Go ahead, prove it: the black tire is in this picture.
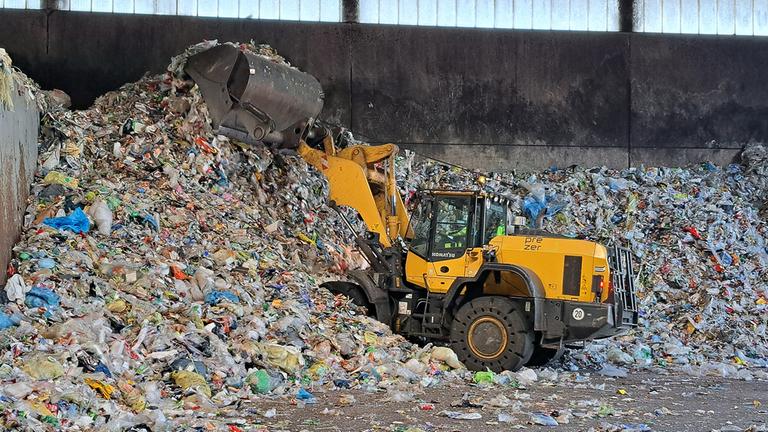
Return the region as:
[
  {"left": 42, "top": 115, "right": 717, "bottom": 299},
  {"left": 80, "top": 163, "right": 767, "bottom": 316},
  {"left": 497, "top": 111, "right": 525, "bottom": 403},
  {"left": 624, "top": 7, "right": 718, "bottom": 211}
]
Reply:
[
  {"left": 526, "top": 346, "right": 563, "bottom": 367},
  {"left": 450, "top": 296, "right": 534, "bottom": 372},
  {"left": 322, "top": 282, "right": 373, "bottom": 316}
]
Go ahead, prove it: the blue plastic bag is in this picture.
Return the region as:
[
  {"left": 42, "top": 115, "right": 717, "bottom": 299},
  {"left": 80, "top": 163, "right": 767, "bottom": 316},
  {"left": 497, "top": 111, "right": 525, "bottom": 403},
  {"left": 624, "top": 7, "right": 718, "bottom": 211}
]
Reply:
[
  {"left": 523, "top": 196, "right": 546, "bottom": 221},
  {"left": 523, "top": 193, "right": 566, "bottom": 226},
  {"left": 25, "top": 287, "right": 61, "bottom": 317},
  {"left": 0, "top": 311, "right": 20, "bottom": 329},
  {"left": 38, "top": 258, "right": 56, "bottom": 269},
  {"left": 204, "top": 290, "right": 240, "bottom": 305},
  {"left": 297, "top": 388, "right": 316, "bottom": 403},
  {"left": 43, "top": 207, "right": 90, "bottom": 233},
  {"left": 143, "top": 214, "right": 159, "bottom": 231}
]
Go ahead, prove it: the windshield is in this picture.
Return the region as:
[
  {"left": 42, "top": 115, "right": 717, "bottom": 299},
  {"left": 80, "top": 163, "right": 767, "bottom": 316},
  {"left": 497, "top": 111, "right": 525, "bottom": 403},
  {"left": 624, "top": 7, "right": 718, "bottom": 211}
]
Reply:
[{"left": 432, "top": 196, "right": 471, "bottom": 257}]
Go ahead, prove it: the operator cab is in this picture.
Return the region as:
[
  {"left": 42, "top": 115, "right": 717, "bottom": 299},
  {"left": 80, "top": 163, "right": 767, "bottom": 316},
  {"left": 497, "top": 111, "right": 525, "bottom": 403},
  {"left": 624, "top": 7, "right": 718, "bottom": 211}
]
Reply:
[
  {"left": 407, "top": 190, "right": 513, "bottom": 260},
  {"left": 404, "top": 191, "right": 515, "bottom": 291}
]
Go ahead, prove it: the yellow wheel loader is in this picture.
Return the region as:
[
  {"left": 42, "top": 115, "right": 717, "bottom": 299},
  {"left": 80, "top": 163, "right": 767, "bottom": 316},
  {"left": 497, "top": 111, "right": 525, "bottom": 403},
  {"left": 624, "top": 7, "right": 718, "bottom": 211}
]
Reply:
[{"left": 186, "top": 45, "right": 639, "bottom": 372}]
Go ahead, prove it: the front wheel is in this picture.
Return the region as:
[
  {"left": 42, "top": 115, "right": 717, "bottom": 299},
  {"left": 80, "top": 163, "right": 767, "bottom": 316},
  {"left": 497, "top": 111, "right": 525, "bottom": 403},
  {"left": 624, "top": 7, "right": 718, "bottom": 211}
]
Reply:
[
  {"left": 321, "top": 281, "right": 374, "bottom": 316},
  {"left": 449, "top": 296, "right": 533, "bottom": 372}
]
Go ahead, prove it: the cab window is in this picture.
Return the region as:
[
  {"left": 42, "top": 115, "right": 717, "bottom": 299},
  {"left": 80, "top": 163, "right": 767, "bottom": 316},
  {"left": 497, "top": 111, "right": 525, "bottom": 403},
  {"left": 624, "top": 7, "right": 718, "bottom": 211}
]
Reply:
[
  {"left": 407, "top": 197, "right": 432, "bottom": 257},
  {"left": 484, "top": 201, "right": 507, "bottom": 243},
  {"left": 432, "top": 196, "right": 471, "bottom": 259}
]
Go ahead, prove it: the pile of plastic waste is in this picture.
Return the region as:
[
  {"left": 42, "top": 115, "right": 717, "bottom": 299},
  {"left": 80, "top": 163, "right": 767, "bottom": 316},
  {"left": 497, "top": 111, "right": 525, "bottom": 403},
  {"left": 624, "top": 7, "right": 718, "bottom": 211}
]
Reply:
[
  {"left": 0, "top": 43, "right": 467, "bottom": 430},
  {"left": 398, "top": 144, "right": 768, "bottom": 378},
  {"left": 2, "top": 40, "right": 767, "bottom": 430}
]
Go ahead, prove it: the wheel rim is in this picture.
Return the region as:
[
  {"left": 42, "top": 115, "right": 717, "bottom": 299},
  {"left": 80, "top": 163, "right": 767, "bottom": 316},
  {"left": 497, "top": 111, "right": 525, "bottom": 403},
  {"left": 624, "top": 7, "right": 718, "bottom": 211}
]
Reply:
[{"left": 467, "top": 316, "right": 508, "bottom": 360}]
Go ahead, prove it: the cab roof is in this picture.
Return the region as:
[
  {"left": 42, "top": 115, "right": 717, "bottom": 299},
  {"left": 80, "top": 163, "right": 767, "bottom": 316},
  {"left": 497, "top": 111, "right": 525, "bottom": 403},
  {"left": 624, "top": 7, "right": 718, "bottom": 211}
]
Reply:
[{"left": 419, "top": 189, "right": 512, "bottom": 205}]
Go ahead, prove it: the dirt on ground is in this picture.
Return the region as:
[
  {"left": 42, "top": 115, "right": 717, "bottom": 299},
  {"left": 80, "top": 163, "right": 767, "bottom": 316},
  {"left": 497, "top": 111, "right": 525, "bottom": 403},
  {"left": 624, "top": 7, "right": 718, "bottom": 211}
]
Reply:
[{"left": 198, "top": 370, "right": 767, "bottom": 432}]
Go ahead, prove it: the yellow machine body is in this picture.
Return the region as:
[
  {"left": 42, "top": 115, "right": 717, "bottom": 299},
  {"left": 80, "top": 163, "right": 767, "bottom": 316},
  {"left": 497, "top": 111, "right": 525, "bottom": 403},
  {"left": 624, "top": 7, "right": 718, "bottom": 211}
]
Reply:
[{"left": 405, "top": 236, "right": 611, "bottom": 303}]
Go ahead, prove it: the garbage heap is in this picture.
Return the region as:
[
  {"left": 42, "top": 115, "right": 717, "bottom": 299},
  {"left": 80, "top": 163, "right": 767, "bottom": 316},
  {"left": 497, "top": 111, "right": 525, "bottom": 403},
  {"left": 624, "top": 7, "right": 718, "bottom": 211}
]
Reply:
[
  {"left": 398, "top": 144, "right": 768, "bottom": 377},
  {"left": 0, "top": 43, "right": 467, "bottom": 431}
]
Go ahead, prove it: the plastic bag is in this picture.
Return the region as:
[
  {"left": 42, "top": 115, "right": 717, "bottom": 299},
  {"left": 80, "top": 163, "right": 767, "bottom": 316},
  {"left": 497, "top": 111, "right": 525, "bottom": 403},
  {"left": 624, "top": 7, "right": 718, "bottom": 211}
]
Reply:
[
  {"left": 43, "top": 207, "right": 90, "bottom": 233},
  {"left": 42, "top": 170, "right": 78, "bottom": 188},
  {"left": 170, "top": 370, "right": 211, "bottom": 397},
  {"left": 204, "top": 290, "right": 240, "bottom": 305},
  {"left": 4, "top": 273, "right": 30, "bottom": 304},
  {"left": 87, "top": 199, "right": 113, "bottom": 235},
  {"left": 606, "top": 347, "right": 635, "bottom": 365},
  {"left": 430, "top": 346, "right": 464, "bottom": 369},
  {"left": 21, "top": 356, "right": 64, "bottom": 380},
  {"left": 0, "top": 311, "right": 20, "bottom": 329},
  {"left": 530, "top": 412, "right": 559, "bottom": 426},
  {"left": 25, "top": 286, "right": 61, "bottom": 316},
  {"left": 258, "top": 343, "right": 305, "bottom": 373},
  {"left": 473, "top": 370, "right": 495, "bottom": 385}
]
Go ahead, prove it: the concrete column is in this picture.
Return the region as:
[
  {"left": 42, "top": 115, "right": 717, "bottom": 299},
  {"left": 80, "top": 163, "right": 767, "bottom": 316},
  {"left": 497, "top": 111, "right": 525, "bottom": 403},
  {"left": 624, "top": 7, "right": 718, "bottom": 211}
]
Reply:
[
  {"left": 619, "top": 0, "right": 634, "bottom": 32},
  {"left": 342, "top": 0, "right": 359, "bottom": 23}
]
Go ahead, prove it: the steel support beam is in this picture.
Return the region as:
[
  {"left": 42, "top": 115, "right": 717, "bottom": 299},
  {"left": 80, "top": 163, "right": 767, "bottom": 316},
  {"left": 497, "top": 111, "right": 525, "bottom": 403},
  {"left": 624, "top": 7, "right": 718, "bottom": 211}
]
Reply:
[
  {"left": 342, "top": 0, "right": 359, "bottom": 23},
  {"left": 619, "top": 0, "right": 634, "bottom": 32}
]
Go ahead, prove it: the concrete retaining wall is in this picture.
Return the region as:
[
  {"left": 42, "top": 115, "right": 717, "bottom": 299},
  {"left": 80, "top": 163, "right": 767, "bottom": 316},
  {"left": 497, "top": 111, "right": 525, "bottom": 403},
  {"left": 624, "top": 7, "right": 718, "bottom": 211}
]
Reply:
[
  {"left": 1, "top": 9, "right": 765, "bottom": 170},
  {"left": 0, "top": 81, "right": 39, "bottom": 285}
]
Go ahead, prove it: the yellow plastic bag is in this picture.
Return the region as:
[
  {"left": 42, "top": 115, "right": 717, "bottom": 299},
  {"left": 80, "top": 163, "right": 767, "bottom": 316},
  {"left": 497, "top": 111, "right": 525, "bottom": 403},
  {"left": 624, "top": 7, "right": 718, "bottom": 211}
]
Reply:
[
  {"left": 259, "top": 343, "right": 305, "bottom": 373},
  {"left": 21, "top": 356, "right": 64, "bottom": 380},
  {"left": 43, "top": 171, "right": 79, "bottom": 189},
  {"left": 84, "top": 377, "right": 115, "bottom": 399},
  {"left": 363, "top": 331, "right": 379, "bottom": 346},
  {"left": 170, "top": 370, "right": 211, "bottom": 397}
]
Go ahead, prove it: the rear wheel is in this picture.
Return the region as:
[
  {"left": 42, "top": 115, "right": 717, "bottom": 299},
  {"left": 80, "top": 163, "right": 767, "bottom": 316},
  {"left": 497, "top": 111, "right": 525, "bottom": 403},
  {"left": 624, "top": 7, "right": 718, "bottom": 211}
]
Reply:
[{"left": 450, "top": 296, "right": 533, "bottom": 372}]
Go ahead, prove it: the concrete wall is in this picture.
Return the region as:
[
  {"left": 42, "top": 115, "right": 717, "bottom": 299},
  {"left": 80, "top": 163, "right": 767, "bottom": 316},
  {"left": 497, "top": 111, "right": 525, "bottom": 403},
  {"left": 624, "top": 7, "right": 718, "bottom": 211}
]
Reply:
[
  {"left": 1, "top": 9, "right": 766, "bottom": 170},
  {"left": 0, "top": 81, "right": 39, "bottom": 285}
]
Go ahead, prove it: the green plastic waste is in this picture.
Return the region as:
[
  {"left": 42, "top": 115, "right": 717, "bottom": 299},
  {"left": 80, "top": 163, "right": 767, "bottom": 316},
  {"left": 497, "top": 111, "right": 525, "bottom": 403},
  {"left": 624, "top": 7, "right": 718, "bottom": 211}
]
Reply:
[
  {"left": 473, "top": 370, "right": 495, "bottom": 385},
  {"left": 248, "top": 369, "right": 271, "bottom": 394}
]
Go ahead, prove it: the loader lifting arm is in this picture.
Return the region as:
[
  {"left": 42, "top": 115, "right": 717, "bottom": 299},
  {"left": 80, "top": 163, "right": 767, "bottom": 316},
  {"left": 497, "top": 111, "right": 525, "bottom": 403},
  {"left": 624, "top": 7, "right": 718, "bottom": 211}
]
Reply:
[
  {"left": 297, "top": 137, "right": 410, "bottom": 248},
  {"left": 184, "top": 44, "right": 411, "bottom": 249}
]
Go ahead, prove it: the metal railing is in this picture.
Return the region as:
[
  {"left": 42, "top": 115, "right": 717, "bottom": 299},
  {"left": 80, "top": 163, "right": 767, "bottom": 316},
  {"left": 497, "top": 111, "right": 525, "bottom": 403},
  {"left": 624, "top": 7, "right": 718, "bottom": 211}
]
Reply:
[{"left": 608, "top": 244, "right": 638, "bottom": 327}]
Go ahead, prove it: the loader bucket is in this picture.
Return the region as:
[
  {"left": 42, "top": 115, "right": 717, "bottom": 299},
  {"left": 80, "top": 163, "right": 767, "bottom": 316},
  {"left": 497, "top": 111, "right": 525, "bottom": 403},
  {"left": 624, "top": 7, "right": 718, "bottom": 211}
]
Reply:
[{"left": 185, "top": 44, "right": 324, "bottom": 147}]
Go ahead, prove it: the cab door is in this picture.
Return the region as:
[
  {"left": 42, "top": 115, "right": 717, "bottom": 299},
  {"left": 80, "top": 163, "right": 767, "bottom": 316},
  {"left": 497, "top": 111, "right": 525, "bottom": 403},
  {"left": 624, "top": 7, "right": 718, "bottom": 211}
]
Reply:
[
  {"left": 405, "top": 194, "right": 479, "bottom": 292},
  {"left": 404, "top": 195, "right": 435, "bottom": 289}
]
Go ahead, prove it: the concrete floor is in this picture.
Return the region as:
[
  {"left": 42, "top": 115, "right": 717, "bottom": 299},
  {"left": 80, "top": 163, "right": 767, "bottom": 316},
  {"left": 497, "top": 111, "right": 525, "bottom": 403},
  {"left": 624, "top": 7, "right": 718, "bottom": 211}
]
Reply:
[{"left": 174, "top": 370, "right": 768, "bottom": 431}]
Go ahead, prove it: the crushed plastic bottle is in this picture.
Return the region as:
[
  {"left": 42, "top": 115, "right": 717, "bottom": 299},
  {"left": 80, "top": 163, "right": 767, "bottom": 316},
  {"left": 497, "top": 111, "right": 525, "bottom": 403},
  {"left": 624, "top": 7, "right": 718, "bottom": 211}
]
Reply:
[{"left": 530, "top": 412, "right": 559, "bottom": 426}]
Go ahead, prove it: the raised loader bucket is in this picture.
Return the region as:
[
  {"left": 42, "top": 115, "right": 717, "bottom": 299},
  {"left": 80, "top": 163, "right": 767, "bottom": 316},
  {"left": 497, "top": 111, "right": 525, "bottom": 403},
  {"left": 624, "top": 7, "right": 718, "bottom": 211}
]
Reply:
[{"left": 185, "top": 44, "right": 324, "bottom": 147}]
